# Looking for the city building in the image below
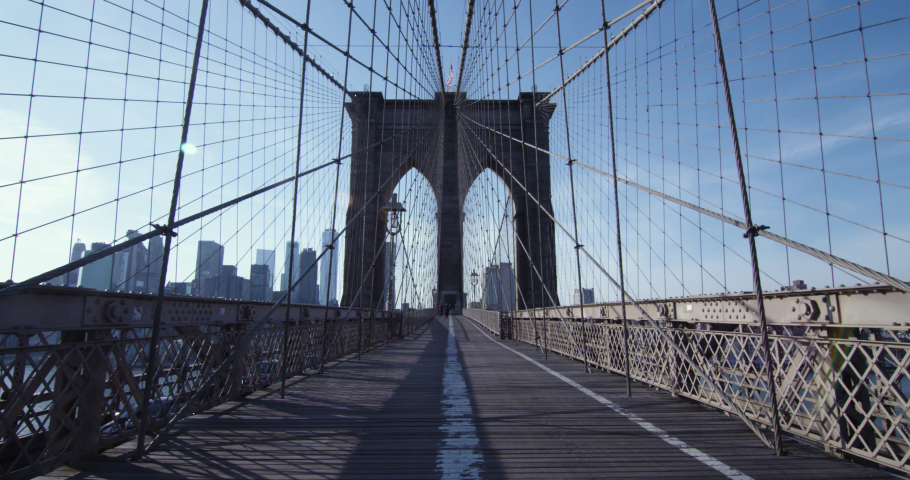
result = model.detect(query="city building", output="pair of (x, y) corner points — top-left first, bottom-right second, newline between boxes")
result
(146, 236), (164, 294)
(49, 240), (86, 286)
(256, 248), (276, 291)
(319, 229), (338, 305)
(202, 265), (244, 299)
(79, 243), (113, 291)
(573, 288), (595, 305)
(239, 277), (251, 300)
(250, 264), (272, 301)
(194, 241), (224, 295)
(61, 240), (86, 286)
(298, 248), (319, 304)
(112, 230), (149, 293)
(279, 241), (300, 300)
(781, 280), (808, 292)
(482, 262), (515, 311)
(166, 281), (193, 295)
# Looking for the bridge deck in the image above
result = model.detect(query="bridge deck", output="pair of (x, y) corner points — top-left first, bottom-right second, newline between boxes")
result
(43, 316), (891, 479)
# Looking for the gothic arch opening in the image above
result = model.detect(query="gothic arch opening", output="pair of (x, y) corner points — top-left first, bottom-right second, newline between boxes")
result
(463, 168), (516, 311)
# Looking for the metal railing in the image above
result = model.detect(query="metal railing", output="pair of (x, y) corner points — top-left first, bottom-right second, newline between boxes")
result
(462, 308), (500, 335)
(0, 285), (433, 479)
(464, 304), (910, 473)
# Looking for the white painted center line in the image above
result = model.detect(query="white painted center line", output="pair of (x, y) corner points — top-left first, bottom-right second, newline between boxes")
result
(436, 317), (483, 479)
(464, 317), (753, 480)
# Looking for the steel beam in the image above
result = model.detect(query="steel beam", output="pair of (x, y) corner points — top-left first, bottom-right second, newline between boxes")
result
(0, 285), (391, 333)
(507, 284), (910, 329)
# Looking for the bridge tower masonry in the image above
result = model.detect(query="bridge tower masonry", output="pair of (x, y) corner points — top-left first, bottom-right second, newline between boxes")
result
(342, 92), (557, 314)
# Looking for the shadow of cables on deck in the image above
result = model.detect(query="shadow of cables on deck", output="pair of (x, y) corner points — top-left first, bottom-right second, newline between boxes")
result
(337, 318), (448, 478)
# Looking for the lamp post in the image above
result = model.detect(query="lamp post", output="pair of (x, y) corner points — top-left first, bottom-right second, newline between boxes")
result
(432, 287), (438, 308)
(380, 194), (406, 312)
(470, 271), (479, 309)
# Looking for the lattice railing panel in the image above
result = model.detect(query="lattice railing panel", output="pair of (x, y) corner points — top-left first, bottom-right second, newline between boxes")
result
(0, 310), (434, 479)
(500, 316), (910, 472)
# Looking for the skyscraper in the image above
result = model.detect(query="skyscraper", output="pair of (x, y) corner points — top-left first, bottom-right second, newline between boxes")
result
(194, 241), (224, 296)
(256, 249), (276, 291)
(147, 236), (164, 294)
(240, 277), (251, 300)
(280, 241), (300, 299)
(298, 248), (318, 304)
(65, 240), (86, 287)
(112, 230), (149, 293)
(80, 243), (113, 291)
(49, 240), (86, 286)
(250, 264), (272, 301)
(112, 249), (129, 291)
(165, 281), (192, 295)
(204, 265), (242, 299)
(319, 229), (338, 305)
(482, 262), (516, 312)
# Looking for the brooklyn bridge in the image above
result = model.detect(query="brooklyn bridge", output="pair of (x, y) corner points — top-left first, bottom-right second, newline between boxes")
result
(1, 0), (909, 478)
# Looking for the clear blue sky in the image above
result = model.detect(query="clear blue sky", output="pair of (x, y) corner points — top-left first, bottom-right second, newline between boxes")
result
(1, 0), (908, 307)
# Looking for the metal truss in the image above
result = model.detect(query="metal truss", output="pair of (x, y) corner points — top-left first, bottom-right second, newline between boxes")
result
(0, 285), (434, 479)
(508, 285), (910, 329)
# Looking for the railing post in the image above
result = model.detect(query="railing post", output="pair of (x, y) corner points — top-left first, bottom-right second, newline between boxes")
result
(543, 311), (548, 360)
(708, 0), (782, 455)
(281, 0), (313, 400)
(599, 0), (633, 398)
(50, 329), (109, 453)
(135, 0), (209, 460)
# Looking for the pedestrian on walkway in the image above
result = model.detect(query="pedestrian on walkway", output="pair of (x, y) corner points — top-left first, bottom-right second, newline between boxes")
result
(438, 303), (444, 317)
(444, 304), (450, 317)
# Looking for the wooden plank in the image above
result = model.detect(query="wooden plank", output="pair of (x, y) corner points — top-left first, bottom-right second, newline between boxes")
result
(37, 316), (896, 479)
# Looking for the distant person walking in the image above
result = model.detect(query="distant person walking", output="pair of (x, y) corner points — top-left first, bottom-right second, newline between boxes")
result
(438, 303), (444, 317)
(444, 304), (450, 317)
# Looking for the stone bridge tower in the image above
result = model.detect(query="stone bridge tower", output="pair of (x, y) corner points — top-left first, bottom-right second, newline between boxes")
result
(341, 92), (557, 314)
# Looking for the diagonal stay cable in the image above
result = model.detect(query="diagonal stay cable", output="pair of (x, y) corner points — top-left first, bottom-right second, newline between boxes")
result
(144, 124), (438, 454)
(459, 113), (910, 295)
(255, 0), (433, 99)
(0, 123), (425, 301)
(460, 116), (774, 448)
(455, 114), (583, 356)
(463, 0), (652, 103)
(536, 0), (665, 106)
(322, 139), (442, 363)
(427, 0), (445, 92)
(238, 0), (353, 96)
(455, 0), (475, 94)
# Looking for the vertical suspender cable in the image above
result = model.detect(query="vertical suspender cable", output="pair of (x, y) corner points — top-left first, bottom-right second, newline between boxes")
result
(281, 0), (313, 400)
(553, 2), (589, 373)
(135, 0), (210, 460)
(320, 3), (356, 375)
(708, 0), (782, 455)
(599, 0), (633, 397)
(525, 0), (547, 360)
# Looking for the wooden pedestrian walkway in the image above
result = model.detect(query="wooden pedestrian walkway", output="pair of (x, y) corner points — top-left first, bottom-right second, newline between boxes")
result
(42, 316), (893, 479)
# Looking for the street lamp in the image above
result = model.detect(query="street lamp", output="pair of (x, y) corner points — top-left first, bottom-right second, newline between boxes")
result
(380, 194), (406, 312)
(470, 271), (479, 309)
(432, 287), (438, 307)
